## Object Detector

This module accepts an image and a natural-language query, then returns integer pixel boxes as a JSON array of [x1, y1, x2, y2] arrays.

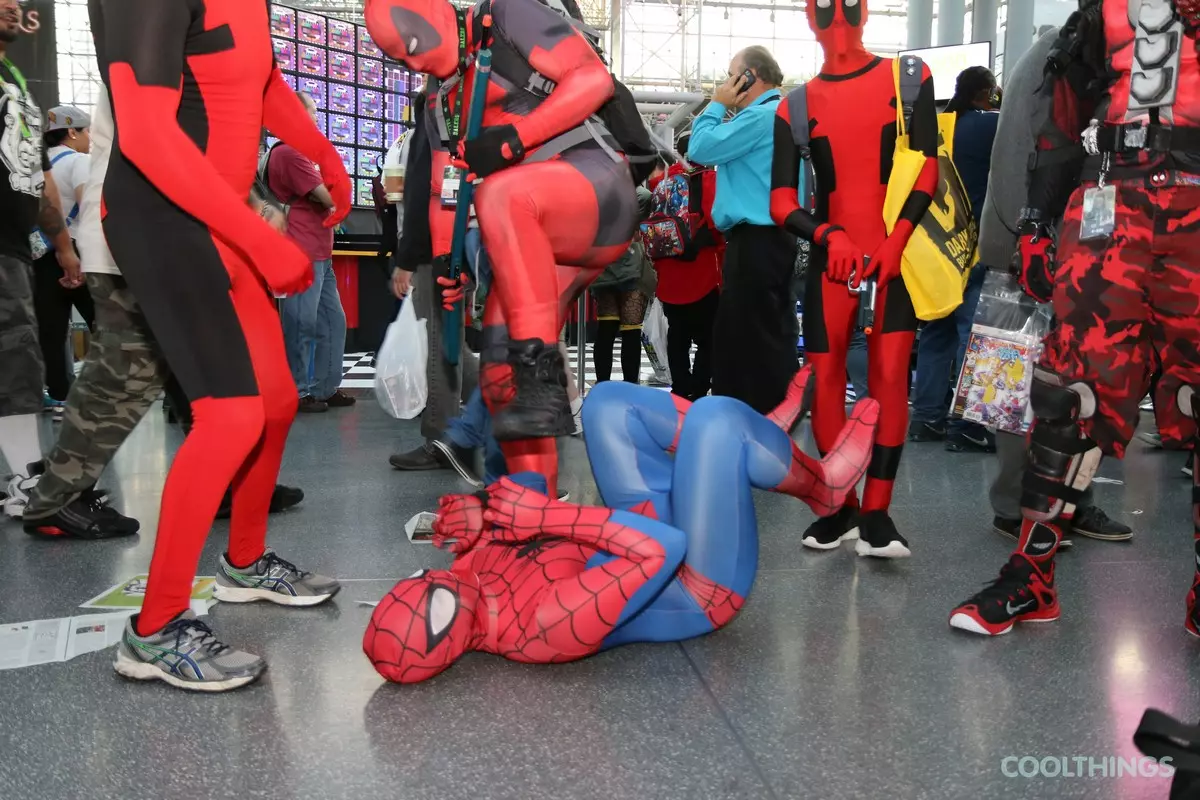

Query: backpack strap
[[49, 150, 78, 168], [784, 83, 816, 212], [897, 55, 925, 132]]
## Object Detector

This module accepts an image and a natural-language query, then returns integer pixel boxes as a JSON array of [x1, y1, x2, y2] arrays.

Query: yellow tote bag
[[883, 58, 979, 321]]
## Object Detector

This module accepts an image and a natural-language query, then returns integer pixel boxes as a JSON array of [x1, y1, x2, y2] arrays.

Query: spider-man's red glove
[[432, 493, 487, 554], [820, 228, 864, 284], [863, 220, 911, 287], [1179, 0, 1200, 36], [1013, 220, 1056, 303], [459, 124, 526, 180]]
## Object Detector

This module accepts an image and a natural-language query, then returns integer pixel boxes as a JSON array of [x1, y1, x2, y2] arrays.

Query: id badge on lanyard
[[1080, 153, 1116, 241], [441, 164, 462, 207]]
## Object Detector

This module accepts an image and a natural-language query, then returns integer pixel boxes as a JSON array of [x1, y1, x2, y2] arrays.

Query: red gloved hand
[[863, 226, 910, 287], [317, 149, 353, 228], [437, 272, 471, 311], [247, 228, 314, 296], [1014, 226, 1056, 303], [822, 230, 863, 284]]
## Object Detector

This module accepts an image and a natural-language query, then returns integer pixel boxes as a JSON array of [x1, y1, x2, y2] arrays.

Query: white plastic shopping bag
[[375, 290, 428, 419], [641, 298, 671, 385]]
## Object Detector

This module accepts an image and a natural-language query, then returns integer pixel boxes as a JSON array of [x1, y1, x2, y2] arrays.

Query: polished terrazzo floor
[[0, 399, 1195, 800]]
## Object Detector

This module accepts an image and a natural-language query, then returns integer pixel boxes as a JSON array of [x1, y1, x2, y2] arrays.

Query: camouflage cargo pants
[[24, 273, 169, 519], [0, 254, 46, 418]]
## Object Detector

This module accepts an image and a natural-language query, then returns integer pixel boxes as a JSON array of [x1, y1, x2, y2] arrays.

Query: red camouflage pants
[[1043, 179, 1200, 458]]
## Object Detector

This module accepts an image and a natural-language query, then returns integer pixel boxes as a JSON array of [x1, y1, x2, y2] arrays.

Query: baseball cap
[[45, 106, 91, 132]]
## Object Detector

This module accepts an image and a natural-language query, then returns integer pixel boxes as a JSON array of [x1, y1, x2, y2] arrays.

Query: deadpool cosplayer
[[950, 0, 1200, 636], [364, 367, 880, 683], [90, 0, 348, 691], [769, 0, 939, 557], [364, 0, 640, 496]]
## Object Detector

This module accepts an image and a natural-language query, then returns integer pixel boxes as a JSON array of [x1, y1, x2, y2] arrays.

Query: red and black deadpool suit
[[769, 0, 939, 556], [88, 0, 350, 636], [951, 0, 1200, 636], [365, 0, 640, 496]]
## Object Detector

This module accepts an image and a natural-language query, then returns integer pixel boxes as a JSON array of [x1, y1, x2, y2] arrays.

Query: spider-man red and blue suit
[[769, 0, 939, 558], [950, 0, 1200, 636], [364, 367, 880, 683], [365, 0, 640, 497]]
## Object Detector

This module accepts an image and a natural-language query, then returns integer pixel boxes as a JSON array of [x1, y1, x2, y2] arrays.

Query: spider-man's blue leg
[[582, 381, 687, 523]]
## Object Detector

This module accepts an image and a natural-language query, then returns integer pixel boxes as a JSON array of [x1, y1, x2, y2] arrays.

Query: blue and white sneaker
[[114, 611, 265, 692], [214, 549, 340, 607], [42, 393, 65, 416]]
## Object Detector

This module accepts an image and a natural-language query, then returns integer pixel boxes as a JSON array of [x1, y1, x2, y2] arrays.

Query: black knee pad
[[1022, 369, 1102, 521]]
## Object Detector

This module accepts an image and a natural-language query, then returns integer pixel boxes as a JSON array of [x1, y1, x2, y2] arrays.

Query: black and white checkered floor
[[342, 342, 674, 392]]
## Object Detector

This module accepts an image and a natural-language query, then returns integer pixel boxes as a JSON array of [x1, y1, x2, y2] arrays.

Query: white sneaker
[[2, 474, 39, 519], [570, 396, 584, 436]]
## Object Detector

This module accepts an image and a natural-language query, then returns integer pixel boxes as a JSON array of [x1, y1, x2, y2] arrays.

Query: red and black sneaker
[[949, 553, 1060, 636], [24, 495, 140, 540]]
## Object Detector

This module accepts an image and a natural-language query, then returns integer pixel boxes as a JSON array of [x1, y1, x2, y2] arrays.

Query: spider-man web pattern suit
[[950, 0, 1200, 636], [365, 0, 639, 496], [88, 0, 350, 635], [363, 368, 881, 683], [768, 0, 939, 555]]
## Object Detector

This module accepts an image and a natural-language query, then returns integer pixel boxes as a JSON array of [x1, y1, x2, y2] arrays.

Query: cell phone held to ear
[[738, 69, 757, 94]]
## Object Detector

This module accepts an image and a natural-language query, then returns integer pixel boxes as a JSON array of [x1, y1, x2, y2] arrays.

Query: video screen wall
[[268, 4, 424, 208]]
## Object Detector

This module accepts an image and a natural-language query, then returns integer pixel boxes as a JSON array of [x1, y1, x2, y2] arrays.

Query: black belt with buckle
[[1094, 123, 1200, 153]]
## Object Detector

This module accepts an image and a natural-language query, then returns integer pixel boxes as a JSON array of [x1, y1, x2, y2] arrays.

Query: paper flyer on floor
[[80, 574, 215, 610], [0, 612, 131, 671]]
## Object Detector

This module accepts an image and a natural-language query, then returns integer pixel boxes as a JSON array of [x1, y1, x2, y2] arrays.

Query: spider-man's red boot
[[767, 365, 816, 433], [492, 338, 576, 441], [774, 399, 879, 517], [950, 520, 1062, 636]]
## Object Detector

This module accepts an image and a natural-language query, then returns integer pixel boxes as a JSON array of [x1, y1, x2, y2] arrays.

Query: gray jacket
[[977, 29, 1060, 270]]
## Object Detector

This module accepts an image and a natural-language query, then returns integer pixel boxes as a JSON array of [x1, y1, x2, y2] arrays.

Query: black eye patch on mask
[[815, 0, 835, 29], [842, 0, 862, 27]]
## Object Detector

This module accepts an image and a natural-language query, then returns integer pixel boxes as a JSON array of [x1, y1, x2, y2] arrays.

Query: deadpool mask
[[807, 0, 867, 54], [364, 0, 462, 78]]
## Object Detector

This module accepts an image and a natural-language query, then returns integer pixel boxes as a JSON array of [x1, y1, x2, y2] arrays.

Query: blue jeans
[[910, 265, 987, 432], [280, 259, 346, 399], [847, 330, 869, 400], [444, 387, 507, 484]]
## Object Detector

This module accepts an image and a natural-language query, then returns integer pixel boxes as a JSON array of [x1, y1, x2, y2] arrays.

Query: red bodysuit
[[90, 0, 350, 635], [366, 0, 640, 494], [769, 0, 938, 554]]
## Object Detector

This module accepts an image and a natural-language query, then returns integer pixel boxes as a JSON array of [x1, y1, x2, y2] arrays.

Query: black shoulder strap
[[897, 55, 924, 131], [786, 83, 809, 149]]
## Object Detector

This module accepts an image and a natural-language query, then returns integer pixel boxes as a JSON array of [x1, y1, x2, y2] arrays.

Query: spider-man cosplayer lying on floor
[[364, 367, 881, 683], [365, 0, 640, 497], [768, 0, 939, 558], [90, 0, 349, 645]]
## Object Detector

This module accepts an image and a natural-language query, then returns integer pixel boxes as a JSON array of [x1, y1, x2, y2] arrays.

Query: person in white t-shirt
[[18, 94, 304, 538], [32, 105, 95, 404]]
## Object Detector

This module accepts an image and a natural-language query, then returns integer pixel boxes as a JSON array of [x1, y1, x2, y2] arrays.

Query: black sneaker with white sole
[[1184, 452, 1194, 479], [431, 438, 482, 488], [992, 515, 1072, 549], [1070, 505, 1133, 542], [801, 506, 860, 550], [855, 511, 911, 558]]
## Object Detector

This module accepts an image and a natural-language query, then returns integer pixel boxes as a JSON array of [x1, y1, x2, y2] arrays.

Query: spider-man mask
[[364, 0, 462, 78], [807, 0, 867, 54], [364, 570, 482, 684]]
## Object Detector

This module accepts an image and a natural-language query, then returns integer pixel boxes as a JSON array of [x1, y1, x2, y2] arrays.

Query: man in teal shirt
[[687, 46, 798, 413]]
